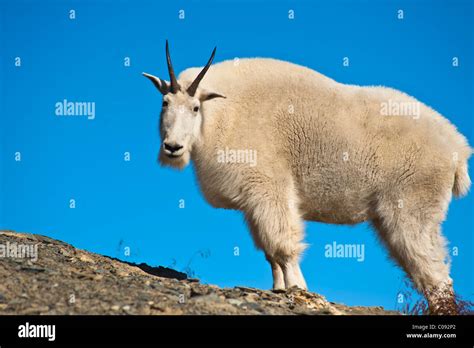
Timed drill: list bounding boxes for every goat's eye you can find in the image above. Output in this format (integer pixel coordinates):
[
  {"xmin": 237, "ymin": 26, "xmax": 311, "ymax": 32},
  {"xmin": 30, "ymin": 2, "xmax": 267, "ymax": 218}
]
[
  {"xmin": 162, "ymin": 101, "xmax": 168, "ymax": 107},
  {"xmin": 193, "ymin": 106, "xmax": 199, "ymax": 112}
]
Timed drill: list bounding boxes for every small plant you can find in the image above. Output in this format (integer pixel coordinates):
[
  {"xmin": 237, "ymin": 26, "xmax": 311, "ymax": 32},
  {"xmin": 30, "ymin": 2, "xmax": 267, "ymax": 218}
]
[
  {"xmin": 182, "ymin": 249, "xmax": 211, "ymax": 278},
  {"xmin": 397, "ymin": 278, "xmax": 473, "ymax": 315}
]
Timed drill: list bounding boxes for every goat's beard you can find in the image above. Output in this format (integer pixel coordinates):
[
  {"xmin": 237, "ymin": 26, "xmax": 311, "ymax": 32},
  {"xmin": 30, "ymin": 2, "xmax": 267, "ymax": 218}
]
[{"xmin": 158, "ymin": 149, "xmax": 191, "ymax": 170}]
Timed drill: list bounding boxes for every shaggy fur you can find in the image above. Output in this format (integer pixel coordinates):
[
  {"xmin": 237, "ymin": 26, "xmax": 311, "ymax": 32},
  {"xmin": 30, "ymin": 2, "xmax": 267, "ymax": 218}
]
[{"xmin": 145, "ymin": 57, "xmax": 472, "ymax": 313}]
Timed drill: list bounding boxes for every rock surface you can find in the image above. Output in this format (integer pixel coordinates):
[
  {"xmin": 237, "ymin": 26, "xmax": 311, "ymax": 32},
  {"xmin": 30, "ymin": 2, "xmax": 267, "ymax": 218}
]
[{"xmin": 0, "ymin": 231, "xmax": 398, "ymax": 315}]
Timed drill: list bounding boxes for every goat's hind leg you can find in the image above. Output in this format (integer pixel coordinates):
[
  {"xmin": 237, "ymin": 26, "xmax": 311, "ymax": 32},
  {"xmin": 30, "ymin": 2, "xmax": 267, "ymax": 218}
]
[{"xmin": 373, "ymin": 194, "xmax": 456, "ymax": 314}]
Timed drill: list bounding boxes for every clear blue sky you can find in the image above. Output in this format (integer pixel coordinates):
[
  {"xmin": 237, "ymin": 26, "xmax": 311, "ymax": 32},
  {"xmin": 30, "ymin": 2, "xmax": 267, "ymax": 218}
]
[{"xmin": 1, "ymin": 0, "xmax": 472, "ymax": 310}]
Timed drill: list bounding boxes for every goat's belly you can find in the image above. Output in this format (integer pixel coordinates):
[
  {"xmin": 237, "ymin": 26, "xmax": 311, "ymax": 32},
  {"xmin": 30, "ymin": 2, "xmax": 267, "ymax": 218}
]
[
  {"xmin": 300, "ymin": 198, "xmax": 371, "ymax": 225},
  {"xmin": 302, "ymin": 210, "xmax": 369, "ymax": 225}
]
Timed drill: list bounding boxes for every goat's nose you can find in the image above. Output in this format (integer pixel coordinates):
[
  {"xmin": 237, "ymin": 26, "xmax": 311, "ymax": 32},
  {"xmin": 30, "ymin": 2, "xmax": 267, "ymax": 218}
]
[{"xmin": 163, "ymin": 142, "xmax": 184, "ymax": 153}]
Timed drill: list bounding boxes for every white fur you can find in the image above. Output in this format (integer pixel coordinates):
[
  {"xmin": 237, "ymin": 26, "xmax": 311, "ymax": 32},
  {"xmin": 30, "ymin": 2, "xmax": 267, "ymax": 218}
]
[{"xmin": 145, "ymin": 57, "xmax": 472, "ymax": 312}]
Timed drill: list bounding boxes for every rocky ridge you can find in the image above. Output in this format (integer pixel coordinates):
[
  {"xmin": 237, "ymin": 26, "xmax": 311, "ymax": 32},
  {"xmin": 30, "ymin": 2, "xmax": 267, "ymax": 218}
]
[{"xmin": 0, "ymin": 231, "xmax": 398, "ymax": 315}]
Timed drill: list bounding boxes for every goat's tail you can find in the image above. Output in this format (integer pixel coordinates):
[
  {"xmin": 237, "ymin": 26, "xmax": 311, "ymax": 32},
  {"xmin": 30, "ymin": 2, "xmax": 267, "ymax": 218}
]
[{"xmin": 453, "ymin": 155, "xmax": 472, "ymax": 198}]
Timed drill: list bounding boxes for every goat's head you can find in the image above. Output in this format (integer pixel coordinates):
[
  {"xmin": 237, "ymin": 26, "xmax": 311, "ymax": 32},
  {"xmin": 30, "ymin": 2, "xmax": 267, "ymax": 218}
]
[{"xmin": 143, "ymin": 41, "xmax": 225, "ymax": 169}]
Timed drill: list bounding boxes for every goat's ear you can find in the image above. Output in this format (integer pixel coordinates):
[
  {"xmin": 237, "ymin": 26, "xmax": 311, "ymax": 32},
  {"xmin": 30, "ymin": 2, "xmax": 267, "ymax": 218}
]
[
  {"xmin": 142, "ymin": 72, "xmax": 170, "ymax": 95},
  {"xmin": 199, "ymin": 88, "xmax": 226, "ymax": 102}
]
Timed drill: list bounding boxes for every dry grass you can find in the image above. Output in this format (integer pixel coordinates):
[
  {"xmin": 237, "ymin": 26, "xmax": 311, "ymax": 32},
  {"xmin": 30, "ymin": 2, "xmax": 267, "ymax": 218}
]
[{"xmin": 397, "ymin": 279, "xmax": 473, "ymax": 315}]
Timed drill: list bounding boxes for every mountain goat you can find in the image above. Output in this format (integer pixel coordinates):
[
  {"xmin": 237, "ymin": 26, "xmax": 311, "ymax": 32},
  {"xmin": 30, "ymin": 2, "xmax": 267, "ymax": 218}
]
[{"xmin": 143, "ymin": 41, "xmax": 472, "ymax": 314}]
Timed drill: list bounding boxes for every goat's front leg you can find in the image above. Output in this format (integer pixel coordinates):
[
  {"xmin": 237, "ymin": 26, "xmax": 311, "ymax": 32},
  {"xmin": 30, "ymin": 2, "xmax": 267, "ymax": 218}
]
[
  {"xmin": 266, "ymin": 254, "xmax": 285, "ymax": 290},
  {"xmin": 279, "ymin": 258, "xmax": 307, "ymax": 290},
  {"xmin": 244, "ymin": 183, "xmax": 308, "ymax": 290}
]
